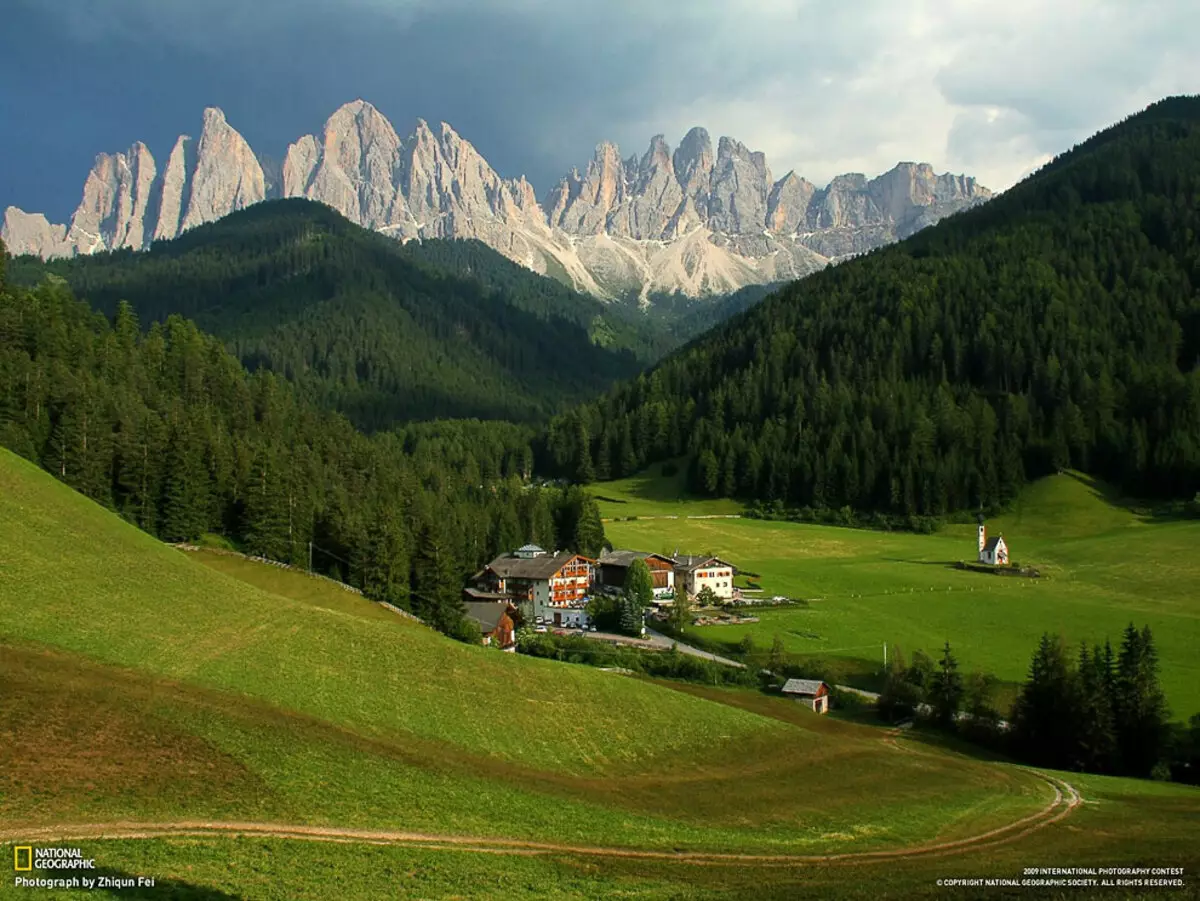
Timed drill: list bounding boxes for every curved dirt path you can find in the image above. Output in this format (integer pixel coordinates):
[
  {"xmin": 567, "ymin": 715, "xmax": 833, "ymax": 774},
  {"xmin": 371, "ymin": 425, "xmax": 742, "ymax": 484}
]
[{"xmin": 1, "ymin": 771, "xmax": 1081, "ymax": 867}]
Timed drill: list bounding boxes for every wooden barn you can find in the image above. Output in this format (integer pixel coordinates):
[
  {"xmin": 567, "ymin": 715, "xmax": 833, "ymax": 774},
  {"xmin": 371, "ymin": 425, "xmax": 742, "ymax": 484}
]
[
  {"xmin": 781, "ymin": 678, "xmax": 831, "ymax": 714},
  {"xmin": 597, "ymin": 550, "xmax": 676, "ymax": 593},
  {"xmin": 462, "ymin": 600, "xmax": 518, "ymax": 651}
]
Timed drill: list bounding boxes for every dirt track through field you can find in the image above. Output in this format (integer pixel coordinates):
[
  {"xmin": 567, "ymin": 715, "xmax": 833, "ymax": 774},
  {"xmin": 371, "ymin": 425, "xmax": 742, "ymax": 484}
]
[{"xmin": 0, "ymin": 771, "xmax": 1082, "ymax": 867}]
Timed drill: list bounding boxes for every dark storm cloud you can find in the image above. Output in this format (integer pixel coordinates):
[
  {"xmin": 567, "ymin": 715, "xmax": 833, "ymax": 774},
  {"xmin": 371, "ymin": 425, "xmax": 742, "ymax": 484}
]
[{"xmin": 3, "ymin": 0, "xmax": 1197, "ymax": 222}]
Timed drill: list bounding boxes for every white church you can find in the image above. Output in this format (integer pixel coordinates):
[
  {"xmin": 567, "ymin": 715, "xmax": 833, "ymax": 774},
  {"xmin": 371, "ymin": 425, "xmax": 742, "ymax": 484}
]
[{"xmin": 977, "ymin": 513, "xmax": 1009, "ymax": 566}]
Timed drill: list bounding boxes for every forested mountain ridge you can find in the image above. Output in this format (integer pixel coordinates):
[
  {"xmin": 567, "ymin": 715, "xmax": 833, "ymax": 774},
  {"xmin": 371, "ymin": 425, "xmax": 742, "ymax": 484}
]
[
  {"xmin": 541, "ymin": 97, "xmax": 1200, "ymax": 514},
  {"xmin": 8, "ymin": 200, "xmax": 655, "ymax": 428},
  {"xmin": 0, "ymin": 244, "xmax": 608, "ymax": 633}
]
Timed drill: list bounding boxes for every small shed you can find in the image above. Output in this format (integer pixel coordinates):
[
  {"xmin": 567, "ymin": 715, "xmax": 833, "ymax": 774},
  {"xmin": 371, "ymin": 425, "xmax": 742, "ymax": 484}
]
[
  {"xmin": 462, "ymin": 600, "xmax": 517, "ymax": 651},
  {"xmin": 781, "ymin": 678, "xmax": 831, "ymax": 714}
]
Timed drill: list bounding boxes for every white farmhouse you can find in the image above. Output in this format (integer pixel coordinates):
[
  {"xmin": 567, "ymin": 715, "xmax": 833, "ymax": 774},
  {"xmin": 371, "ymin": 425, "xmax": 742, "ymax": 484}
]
[{"xmin": 674, "ymin": 555, "xmax": 737, "ymax": 601}]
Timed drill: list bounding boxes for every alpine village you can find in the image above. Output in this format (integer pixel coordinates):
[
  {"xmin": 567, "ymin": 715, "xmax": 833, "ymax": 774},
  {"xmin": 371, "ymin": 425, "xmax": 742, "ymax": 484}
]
[{"xmin": 1, "ymin": 19, "xmax": 1199, "ymax": 896}]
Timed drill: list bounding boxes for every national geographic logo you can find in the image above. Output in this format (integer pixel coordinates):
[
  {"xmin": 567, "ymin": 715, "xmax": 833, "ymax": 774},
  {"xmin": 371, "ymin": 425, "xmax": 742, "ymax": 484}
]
[
  {"xmin": 11, "ymin": 846, "xmax": 96, "ymax": 871},
  {"xmin": 10, "ymin": 845, "xmax": 159, "ymax": 892}
]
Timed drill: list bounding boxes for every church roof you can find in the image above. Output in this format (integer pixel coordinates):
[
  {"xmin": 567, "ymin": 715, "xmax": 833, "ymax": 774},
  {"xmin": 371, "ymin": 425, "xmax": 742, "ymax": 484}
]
[{"xmin": 983, "ymin": 536, "xmax": 1005, "ymax": 552}]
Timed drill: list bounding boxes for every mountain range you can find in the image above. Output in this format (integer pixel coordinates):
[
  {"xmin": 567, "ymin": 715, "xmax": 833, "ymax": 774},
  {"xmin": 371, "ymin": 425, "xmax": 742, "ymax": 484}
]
[{"xmin": 2, "ymin": 100, "xmax": 992, "ymax": 299}]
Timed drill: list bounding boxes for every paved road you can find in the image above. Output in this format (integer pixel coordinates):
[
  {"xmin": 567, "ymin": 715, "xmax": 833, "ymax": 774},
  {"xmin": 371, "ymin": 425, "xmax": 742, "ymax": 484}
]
[
  {"xmin": 643, "ymin": 626, "xmax": 747, "ymax": 668},
  {"xmin": 835, "ymin": 684, "xmax": 881, "ymax": 700},
  {"xmin": 562, "ymin": 625, "xmax": 747, "ymax": 669}
]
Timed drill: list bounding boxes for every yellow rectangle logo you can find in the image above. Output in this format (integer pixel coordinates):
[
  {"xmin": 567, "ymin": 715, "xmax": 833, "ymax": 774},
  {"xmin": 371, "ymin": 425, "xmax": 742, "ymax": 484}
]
[{"xmin": 14, "ymin": 846, "xmax": 33, "ymax": 871}]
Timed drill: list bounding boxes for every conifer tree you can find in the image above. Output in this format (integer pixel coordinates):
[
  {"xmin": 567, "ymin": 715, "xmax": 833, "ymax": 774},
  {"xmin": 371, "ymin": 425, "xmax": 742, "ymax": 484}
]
[
  {"xmin": 619, "ymin": 596, "xmax": 642, "ymax": 636},
  {"xmin": 243, "ymin": 444, "xmax": 290, "ymax": 560},
  {"xmin": 620, "ymin": 558, "xmax": 653, "ymax": 636},
  {"xmin": 1114, "ymin": 624, "xmax": 1169, "ymax": 776},
  {"xmin": 571, "ymin": 493, "xmax": 605, "ymax": 558},
  {"xmin": 1011, "ymin": 633, "xmax": 1080, "ymax": 769},
  {"xmin": 669, "ymin": 581, "xmax": 690, "ymax": 631},
  {"xmin": 1076, "ymin": 643, "xmax": 1117, "ymax": 772},
  {"xmin": 878, "ymin": 645, "xmax": 920, "ymax": 722},
  {"xmin": 411, "ymin": 517, "xmax": 464, "ymax": 632},
  {"xmin": 767, "ymin": 634, "xmax": 787, "ymax": 675},
  {"xmin": 361, "ymin": 505, "xmax": 410, "ymax": 608},
  {"xmin": 929, "ymin": 641, "xmax": 964, "ymax": 727},
  {"xmin": 160, "ymin": 410, "xmax": 210, "ymax": 542}
]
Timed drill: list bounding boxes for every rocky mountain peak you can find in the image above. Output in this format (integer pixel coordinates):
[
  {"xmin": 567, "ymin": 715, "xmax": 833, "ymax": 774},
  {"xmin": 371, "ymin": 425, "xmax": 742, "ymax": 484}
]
[
  {"xmin": 283, "ymin": 98, "xmax": 403, "ymax": 228},
  {"xmin": 766, "ymin": 171, "xmax": 817, "ymax": 235},
  {"xmin": 1, "ymin": 207, "xmax": 68, "ymax": 257},
  {"xmin": 201, "ymin": 106, "xmax": 226, "ymax": 128},
  {"xmin": 153, "ymin": 134, "xmax": 195, "ymax": 242},
  {"xmin": 180, "ymin": 106, "xmax": 264, "ymax": 232},
  {"xmin": 673, "ymin": 127, "xmax": 714, "ymax": 186},
  {"xmin": 2, "ymin": 101, "xmax": 991, "ymax": 301},
  {"xmin": 64, "ymin": 141, "xmax": 157, "ymax": 254},
  {"xmin": 640, "ymin": 135, "xmax": 673, "ymax": 175},
  {"xmin": 706, "ymin": 136, "xmax": 772, "ymax": 235}
]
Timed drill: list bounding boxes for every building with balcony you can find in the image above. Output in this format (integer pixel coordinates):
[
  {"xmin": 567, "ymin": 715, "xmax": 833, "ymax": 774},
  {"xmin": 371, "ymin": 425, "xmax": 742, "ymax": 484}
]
[{"xmin": 470, "ymin": 544, "xmax": 596, "ymax": 627}]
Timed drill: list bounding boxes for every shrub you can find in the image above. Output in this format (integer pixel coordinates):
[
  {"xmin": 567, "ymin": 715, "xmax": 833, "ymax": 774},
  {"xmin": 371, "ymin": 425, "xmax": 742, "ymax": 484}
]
[{"xmin": 828, "ymin": 687, "xmax": 868, "ymax": 713}]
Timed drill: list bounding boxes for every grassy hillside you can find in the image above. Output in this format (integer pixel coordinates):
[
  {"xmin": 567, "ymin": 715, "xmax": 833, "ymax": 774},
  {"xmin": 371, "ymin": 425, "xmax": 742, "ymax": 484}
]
[
  {"xmin": 1, "ymin": 446, "xmax": 1053, "ymax": 853},
  {"xmin": 2, "ymin": 448, "xmax": 1198, "ymax": 896},
  {"xmin": 598, "ymin": 469, "xmax": 1200, "ymax": 716},
  {"xmin": 0, "ymin": 449, "xmax": 768, "ymax": 775},
  {"xmin": 593, "ymin": 461, "xmax": 744, "ymax": 518}
]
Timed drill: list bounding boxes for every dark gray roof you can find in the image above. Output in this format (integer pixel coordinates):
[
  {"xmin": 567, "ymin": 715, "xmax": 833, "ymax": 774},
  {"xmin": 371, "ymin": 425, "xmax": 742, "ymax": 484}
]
[
  {"xmin": 675, "ymin": 555, "xmax": 735, "ymax": 573},
  {"xmin": 463, "ymin": 587, "xmax": 508, "ymax": 602},
  {"xmin": 485, "ymin": 551, "xmax": 589, "ymax": 580},
  {"xmin": 983, "ymin": 536, "xmax": 1005, "ymax": 552},
  {"xmin": 781, "ymin": 678, "xmax": 827, "ymax": 696},
  {"xmin": 462, "ymin": 600, "xmax": 512, "ymax": 633},
  {"xmin": 598, "ymin": 549, "xmax": 675, "ymax": 567}
]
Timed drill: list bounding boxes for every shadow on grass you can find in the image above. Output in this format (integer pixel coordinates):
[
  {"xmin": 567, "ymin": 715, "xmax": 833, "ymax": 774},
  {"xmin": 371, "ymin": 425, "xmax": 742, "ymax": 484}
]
[
  {"xmin": 891, "ymin": 725, "xmax": 1021, "ymax": 765},
  {"xmin": 52, "ymin": 867, "xmax": 245, "ymax": 900},
  {"xmin": 880, "ymin": 558, "xmax": 962, "ymax": 569},
  {"xmin": 1062, "ymin": 469, "xmax": 1198, "ymax": 523}
]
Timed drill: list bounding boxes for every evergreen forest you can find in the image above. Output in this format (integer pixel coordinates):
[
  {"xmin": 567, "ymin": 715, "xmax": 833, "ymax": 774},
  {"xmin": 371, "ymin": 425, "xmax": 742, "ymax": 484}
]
[
  {"xmin": 0, "ymin": 246, "xmax": 607, "ymax": 635},
  {"xmin": 541, "ymin": 97, "xmax": 1200, "ymax": 515},
  {"xmin": 7, "ymin": 200, "xmax": 660, "ymax": 429}
]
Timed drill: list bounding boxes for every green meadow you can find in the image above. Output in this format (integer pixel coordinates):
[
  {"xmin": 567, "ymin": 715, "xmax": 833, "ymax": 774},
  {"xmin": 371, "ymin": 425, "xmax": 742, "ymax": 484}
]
[
  {"xmin": 3, "ymin": 447, "xmax": 1199, "ymax": 899},
  {"xmin": 591, "ymin": 466, "xmax": 745, "ymax": 518},
  {"xmin": 597, "ymin": 470, "xmax": 1200, "ymax": 717},
  {"xmin": 0, "ymin": 448, "xmax": 1049, "ymax": 853}
]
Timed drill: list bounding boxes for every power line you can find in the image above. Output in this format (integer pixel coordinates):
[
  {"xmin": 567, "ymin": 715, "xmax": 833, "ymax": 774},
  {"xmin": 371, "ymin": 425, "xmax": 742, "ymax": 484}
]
[{"xmin": 308, "ymin": 540, "xmax": 354, "ymax": 571}]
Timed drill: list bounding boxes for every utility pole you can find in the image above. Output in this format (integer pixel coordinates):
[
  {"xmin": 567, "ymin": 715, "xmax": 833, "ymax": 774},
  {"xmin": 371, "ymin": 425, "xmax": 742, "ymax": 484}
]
[
  {"xmin": 883, "ymin": 641, "xmax": 888, "ymax": 669},
  {"xmin": 308, "ymin": 540, "xmax": 313, "ymax": 573}
]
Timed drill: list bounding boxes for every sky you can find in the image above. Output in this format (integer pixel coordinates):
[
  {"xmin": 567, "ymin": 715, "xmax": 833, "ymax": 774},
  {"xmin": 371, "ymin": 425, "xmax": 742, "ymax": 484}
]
[{"xmin": 3, "ymin": 0, "xmax": 1198, "ymax": 223}]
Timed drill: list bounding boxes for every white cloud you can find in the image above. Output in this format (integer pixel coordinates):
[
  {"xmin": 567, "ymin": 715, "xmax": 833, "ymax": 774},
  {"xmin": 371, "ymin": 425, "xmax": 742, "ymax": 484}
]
[{"xmin": 526, "ymin": 0, "xmax": 1200, "ymax": 191}]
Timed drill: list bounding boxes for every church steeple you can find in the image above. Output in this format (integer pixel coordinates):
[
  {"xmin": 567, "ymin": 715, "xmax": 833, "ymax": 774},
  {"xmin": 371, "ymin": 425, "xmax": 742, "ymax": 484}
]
[{"xmin": 977, "ymin": 508, "xmax": 986, "ymax": 557}]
